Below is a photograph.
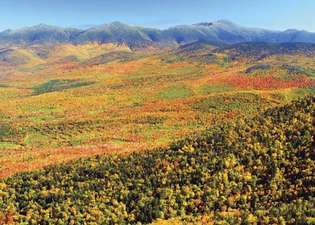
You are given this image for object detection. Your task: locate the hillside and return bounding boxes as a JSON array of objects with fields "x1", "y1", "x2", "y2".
[
  {"x1": 0, "y1": 41, "x2": 314, "y2": 177},
  {"x1": 0, "y1": 96, "x2": 313, "y2": 224},
  {"x1": 1, "y1": 1, "x2": 315, "y2": 224},
  {"x1": 216, "y1": 42, "x2": 315, "y2": 61}
]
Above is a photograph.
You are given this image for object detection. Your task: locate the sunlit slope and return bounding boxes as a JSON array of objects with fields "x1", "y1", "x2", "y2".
[
  {"x1": 0, "y1": 57, "x2": 295, "y2": 150},
  {"x1": 0, "y1": 43, "x2": 132, "y2": 70},
  {"x1": 0, "y1": 42, "x2": 314, "y2": 177},
  {"x1": 0, "y1": 47, "x2": 45, "y2": 66},
  {"x1": 0, "y1": 96, "x2": 313, "y2": 224}
]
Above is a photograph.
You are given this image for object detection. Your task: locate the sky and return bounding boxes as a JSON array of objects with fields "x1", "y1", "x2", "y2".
[{"x1": 1, "y1": 0, "x2": 315, "y2": 31}]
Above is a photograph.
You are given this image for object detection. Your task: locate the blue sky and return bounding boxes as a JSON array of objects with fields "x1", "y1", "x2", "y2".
[{"x1": 1, "y1": 0, "x2": 315, "y2": 31}]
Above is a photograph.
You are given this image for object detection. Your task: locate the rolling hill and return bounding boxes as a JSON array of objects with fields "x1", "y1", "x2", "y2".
[
  {"x1": 0, "y1": 96, "x2": 313, "y2": 224},
  {"x1": 0, "y1": 19, "x2": 315, "y2": 225}
]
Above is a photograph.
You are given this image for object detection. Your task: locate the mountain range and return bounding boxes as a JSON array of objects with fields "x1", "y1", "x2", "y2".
[{"x1": 1, "y1": 20, "x2": 315, "y2": 47}]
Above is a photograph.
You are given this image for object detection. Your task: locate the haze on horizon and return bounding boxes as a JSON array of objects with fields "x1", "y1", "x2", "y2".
[{"x1": 1, "y1": 0, "x2": 315, "y2": 32}]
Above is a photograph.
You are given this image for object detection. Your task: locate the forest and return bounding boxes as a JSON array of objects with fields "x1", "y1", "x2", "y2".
[
  {"x1": 1, "y1": 5, "x2": 315, "y2": 224},
  {"x1": 0, "y1": 95, "x2": 313, "y2": 224}
]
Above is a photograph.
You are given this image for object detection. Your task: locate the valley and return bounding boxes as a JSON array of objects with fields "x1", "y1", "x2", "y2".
[
  {"x1": 0, "y1": 20, "x2": 314, "y2": 225},
  {"x1": 0, "y1": 41, "x2": 314, "y2": 178}
]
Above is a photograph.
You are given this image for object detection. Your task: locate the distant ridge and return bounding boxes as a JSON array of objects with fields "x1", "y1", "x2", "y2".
[{"x1": 1, "y1": 20, "x2": 315, "y2": 47}]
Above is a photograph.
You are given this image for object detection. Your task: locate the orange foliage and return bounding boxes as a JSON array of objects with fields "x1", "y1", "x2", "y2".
[
  {"x1": 0, "y1": 212, "x2": 14, "y2": 225},
  {"x1": 225, "y1": 75, "x2": 315, "y2": 89}
]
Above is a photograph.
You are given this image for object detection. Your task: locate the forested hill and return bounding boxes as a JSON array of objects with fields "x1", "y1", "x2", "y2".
[{"x1": 0, "y1": 96, "x2": 314, "y2": 224}]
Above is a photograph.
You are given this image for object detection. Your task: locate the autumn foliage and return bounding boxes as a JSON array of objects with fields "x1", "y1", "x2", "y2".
[
  {"x1": 0, "y1": 96, "x2": 313, "y2": 224},
  {"x1": 225, "y1": 75, "x2": 315, "y2": 89}
]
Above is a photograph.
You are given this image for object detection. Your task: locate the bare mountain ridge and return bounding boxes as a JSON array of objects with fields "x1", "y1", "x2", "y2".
[{"x1": 1, "y1": 20, "x2": 315, "y2": 47}]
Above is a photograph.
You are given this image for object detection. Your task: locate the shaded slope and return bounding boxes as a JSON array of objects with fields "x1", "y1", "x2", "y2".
[
  {"x1": 216, "y1": 42, "x2": 315, "y2": 61},
  {"x1": 0, "y1": 24, "x2": 81, "y2": 44}
]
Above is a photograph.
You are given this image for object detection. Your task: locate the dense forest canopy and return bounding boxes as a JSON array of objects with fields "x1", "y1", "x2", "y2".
[{"x1": 0, "y1": 95, "x2": 314, "y2": 224}]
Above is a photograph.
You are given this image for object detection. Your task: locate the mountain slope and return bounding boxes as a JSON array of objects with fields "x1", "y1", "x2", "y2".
[
  {"x1": 0, "y1": 96, "x2": 313, "y2": 224},
  {"x1": 1, "y1": 20, "x2": 315, "y2": 46},
  {"x1": 0, "y1": 24, "x2": 81, "y2": 44},
  {"x1": 216, "y1": 42, "x2": 315, "y2": 61}
]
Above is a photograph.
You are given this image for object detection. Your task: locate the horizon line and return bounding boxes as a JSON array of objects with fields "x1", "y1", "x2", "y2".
[{"x1": 0, "y1": 19, "x2": 312, "y2": 33}]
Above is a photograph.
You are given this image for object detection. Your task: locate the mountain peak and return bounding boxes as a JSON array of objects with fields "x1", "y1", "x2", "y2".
[
  {"x1": 35, "y1": 23, "x2": 51, "y2": 28},
  {"x1": 1, "y1": 20, "x2": 315, "y2": 46},
  {"x1": 11, "y1": 24, "x2": 64, "y2": 33},
  {"x1": 284, "y1": 29, "x2": 300, "y2": 33},
  {"x1": 18, "y1": 24, "x2": 81, "y2": 33},
  {"x1": 193, "y1": 22, "x2": 214, "y2": 27},
  {"x1": 109, "y1": 21, "x2": 128, "y2": 26},
  {"x1": 192, "y1": 20, "x2": 240, "y2": 30},
  {"x1": 90, "y1": 21, "x2": 130, "y2": 30}
]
